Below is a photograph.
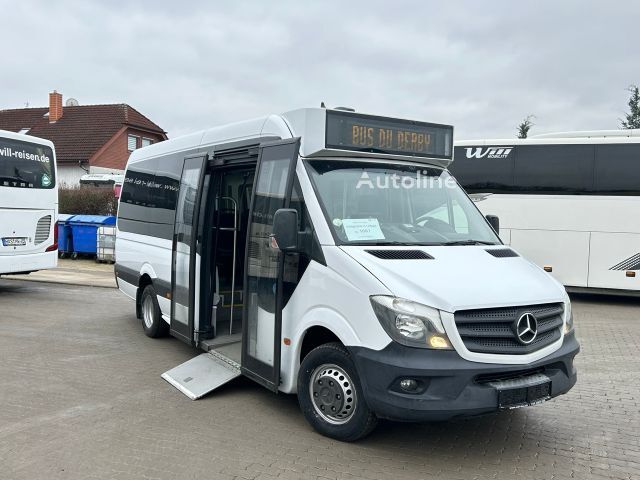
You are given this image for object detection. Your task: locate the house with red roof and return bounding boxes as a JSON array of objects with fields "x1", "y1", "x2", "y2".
[{"x1": 0, "y1": 91, "x2": 167, "y2": 186}]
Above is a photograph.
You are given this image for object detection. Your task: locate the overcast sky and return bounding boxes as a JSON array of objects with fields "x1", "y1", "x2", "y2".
[{"x1": 2, "y1": 1, "x2": 639, "y2": 140}]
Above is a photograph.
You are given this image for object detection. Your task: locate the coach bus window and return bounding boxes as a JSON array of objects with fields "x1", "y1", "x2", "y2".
[
  {"x1": 513, "y1": 145, "x2": 594, "y2": 193},
  {"x1": 594, "y1": 144, "x2": 640, "y2": 195},
  {"x1": 0, "y1": 138, "x2": 55, "y2": 189},
  {"x1": 449, "y1": 147, "x2": 514, "y2": 193}
]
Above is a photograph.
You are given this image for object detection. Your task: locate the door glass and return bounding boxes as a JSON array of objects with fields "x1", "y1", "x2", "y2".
[
  {"x1": 171, "y1": 156, "x2": 205, "y2": 341},
  {"x1": 246, "y1": 157, "x2": 291, "y2": 366}
]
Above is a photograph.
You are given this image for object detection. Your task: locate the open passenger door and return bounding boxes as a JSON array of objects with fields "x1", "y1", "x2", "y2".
[
  {"x1": 241, "y1": 138, "x2": 301, "y2": 391},
  {"x1": 170, "y1": 153, "x2": 207, "y2": 345}
]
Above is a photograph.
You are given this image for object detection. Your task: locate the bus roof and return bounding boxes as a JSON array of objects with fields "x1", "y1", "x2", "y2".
[
  {"x1": 0, "y1": 129, "x2": 55, "y2": 150},
  {"x1": 128, "y1": 108, "x2": 454, "y2": 168},
  {"x1": 455, "y1": 133, "x2": 640, "y2": 147}
]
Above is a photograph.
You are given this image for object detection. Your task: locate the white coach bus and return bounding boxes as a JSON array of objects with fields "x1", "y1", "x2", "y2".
[
  {"x1": 0, "y1": 130, "x2": 58, "y2": 275},
  {"x1": 451, "y1": 130, "x2": 640, "y2": 295},
  {"x1": 115, "y1": 108, "x2": 579, "y2": 441}
]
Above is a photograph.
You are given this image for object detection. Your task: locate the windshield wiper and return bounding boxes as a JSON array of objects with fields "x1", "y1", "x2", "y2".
[
  {"x1": 441, "y1": 240, "x2": 497, "y2": 246},
  {"x1": 362, "y1": 241, "x2": 409, "y2": 246}
]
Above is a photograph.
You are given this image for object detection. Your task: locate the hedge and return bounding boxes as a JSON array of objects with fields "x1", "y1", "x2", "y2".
[{"x1": 59, "y1": 187, "x2": 117, "y2": 216}]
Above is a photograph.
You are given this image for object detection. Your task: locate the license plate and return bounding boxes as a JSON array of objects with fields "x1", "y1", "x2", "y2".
[
  {"x1": 488, "y1": 373, "x2": 552, "y2": 409},
  {"x1": 2, "y1": 237, "x2": 27, "y2": 246}
]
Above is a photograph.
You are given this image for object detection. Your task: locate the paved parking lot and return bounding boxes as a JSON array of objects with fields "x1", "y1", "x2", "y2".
[{"x1": 1, "y1": 279, "x2": 639, "y2": 480}]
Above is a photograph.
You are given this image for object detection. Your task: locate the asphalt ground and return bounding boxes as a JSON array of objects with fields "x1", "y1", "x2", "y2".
[{"x1": 0, "y1": 279, "x2": 638, "y2": 480}]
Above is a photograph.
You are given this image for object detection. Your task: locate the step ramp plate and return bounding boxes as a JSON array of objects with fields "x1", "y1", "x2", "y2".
[{"x1": 161, "y1": 351, "x2": 241, "y2": 400}]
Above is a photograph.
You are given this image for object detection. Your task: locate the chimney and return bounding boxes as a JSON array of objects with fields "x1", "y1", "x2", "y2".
[{"x1": 49, "y1": 91, "x2": 63, "y2": 123}]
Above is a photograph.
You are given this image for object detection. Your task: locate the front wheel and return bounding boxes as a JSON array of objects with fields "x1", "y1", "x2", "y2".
[
  {"x1": 140, "y1": 285, "x2": 169, "y2": 338},
  {"x1": 297, "y1": 343, "x2": 377, "y2": 441}
]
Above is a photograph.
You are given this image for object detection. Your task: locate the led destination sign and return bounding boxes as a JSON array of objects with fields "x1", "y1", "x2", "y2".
[{"x1": 325, "y1": 110, "x2": 453, "y2": 159}]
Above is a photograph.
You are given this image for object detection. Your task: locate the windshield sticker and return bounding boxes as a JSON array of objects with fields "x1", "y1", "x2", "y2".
[
  {"x1": 41, "y1": 174, "x2": 51, "y2": 187},
  {"x1": 342, "y1": 218, "x2": 385, "y2": 241}
]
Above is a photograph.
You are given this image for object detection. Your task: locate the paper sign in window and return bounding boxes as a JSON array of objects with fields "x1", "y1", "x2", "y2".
[{"x1": 342, "y1": 218, "x2": 385, "y2": 241}]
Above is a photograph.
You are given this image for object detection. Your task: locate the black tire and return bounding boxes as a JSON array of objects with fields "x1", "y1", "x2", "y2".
[
  {"x1": 297, "y1": 342, "x2": 378, "y2": 441},
  {"x1": 140, "y1": 284, "x2": 169, "y2": 338}
]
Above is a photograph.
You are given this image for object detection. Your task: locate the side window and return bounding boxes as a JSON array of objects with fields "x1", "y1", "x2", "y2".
[
  {"x1": 119, "y1": 159, "x2": 157, "y2": 209},
  {"x1": 513, "y1": 145, "x2": 595, "y2": 193},
  {"x1": 594, "y1": 144, "x2": 640, "y2": 195},
  {"x1": 282, "y1": 178, "x2": 323, "y2": 307}
]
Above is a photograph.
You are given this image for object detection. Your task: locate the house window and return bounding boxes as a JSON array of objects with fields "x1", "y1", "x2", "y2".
[
  {"x1": 128, "y1": 135, "x2": 138, "y2": 151},
  {"x1": 141, "y1": 137, "x2": 153, "y2": 148}
]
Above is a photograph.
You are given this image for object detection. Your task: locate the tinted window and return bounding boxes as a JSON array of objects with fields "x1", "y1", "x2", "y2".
[
  {"x1": 0, "y1": 137, "x2": 55, "y2": 189},
  {"x1": 119, "y1": 158, "x2": 158, "y2": 209},
  {"x1": 594, "y1": 144, "x2": 640, "y2": 195},
  {"x1": 513, "y1": 145, "x2": 594, "y2": 193},
  {"x1": 450, "y1": 146, "x2": 514, "y2": 192}
]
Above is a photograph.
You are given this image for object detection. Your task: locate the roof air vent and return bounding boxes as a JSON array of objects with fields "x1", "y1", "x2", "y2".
[{"x1": 366, "y1": 250, "x2": 434, "y2": 260}]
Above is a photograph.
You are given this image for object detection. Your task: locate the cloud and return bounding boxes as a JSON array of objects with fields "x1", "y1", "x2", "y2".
[{"x1": 2, "y1": 0, "x2": 639, "y2": 139}]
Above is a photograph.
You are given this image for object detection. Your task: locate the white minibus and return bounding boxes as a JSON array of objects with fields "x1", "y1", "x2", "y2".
[
  {"x1": 451, "y1": 131, "x2": 640, "y2": 295},
  {"x1": 115, "y1": 108, "x2": 579, "y2": 441},
  {"x1": 0, "y1": 130, "x2": 58, "y2": 275}
]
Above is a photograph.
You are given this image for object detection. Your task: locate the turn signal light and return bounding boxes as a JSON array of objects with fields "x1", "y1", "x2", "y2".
[{"x1": 543, "y1": 266, "x2": 553, "y2": 272}]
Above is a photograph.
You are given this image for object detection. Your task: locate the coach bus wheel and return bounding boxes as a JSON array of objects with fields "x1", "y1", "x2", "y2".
[
  {"x1": 297, "y1": 342, "x2": 378, "y2": 441},
  {"x1": 140, "y1": 285, "x2": 169, "y2": 338}
]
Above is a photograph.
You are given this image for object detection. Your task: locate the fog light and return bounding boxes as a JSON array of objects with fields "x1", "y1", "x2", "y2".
[
  {"x1": 399, "y1": 378, "x2": 418, "y2": 392},
  {"x1": 428, "y1": 335, "x2": 451, "y2": 349}
]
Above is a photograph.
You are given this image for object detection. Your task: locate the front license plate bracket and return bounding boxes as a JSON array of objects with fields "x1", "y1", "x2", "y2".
[{"x1": 488, "y1": 373, "x2": 552, "y2": 409}]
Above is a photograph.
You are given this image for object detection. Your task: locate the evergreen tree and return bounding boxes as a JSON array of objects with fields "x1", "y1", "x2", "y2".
[
  {"x1": 517, "y1": 115, "x2": 535, "y2": 139},
  {"x1": 621, "y1": 85, "x2": 640, "y2": 129}
]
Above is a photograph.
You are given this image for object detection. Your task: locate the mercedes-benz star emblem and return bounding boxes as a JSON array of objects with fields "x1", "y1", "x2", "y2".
[{"x1": 516, "y1": 313, "x2": 538, "y2": 345}]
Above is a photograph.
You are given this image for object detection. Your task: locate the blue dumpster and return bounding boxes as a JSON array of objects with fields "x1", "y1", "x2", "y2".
[
  {"x1": 68, "y1": 215, "x2": 116, "y2": 256},
  {"x1": 57, "y1": 214, "x2": 75, "y2": 257}
]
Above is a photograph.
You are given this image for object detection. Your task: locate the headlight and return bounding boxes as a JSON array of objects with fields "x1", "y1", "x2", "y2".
[
  {"x1": 370, "y1": 296, "x2": 453, "y2": 349},
  {"x1": 563, "y1": 300, "x2": 574, "y2": 334}
]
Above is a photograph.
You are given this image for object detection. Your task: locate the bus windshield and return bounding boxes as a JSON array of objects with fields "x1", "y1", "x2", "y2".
[
  {"x1": 305, "y1": 159, "x2": 500, "y2": 246},
  {"x1": 0, "y1": 137, "x2": 55, "y2": 189}
]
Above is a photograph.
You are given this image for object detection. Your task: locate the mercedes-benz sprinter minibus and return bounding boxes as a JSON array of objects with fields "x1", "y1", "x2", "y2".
[{"x1": 115, "y1": 108, "x2": 579, "y2": 441}]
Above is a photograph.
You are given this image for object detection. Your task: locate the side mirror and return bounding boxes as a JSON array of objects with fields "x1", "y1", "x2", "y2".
[
  {"x1": 272, "y1": 208, "x2": 299, "y2": 252},
  {"x1": 486, "y1": 215, "x2": 500, "y2": 235}
]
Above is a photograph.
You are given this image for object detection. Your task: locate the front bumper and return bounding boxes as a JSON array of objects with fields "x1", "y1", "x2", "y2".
[{"x1": 348, "y1": 333, "x2": 579, "y2": 422}]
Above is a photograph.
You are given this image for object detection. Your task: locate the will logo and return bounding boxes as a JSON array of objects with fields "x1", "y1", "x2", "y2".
[{"x1": 464, "y1": 146, "x2": 513, "y2": 159}]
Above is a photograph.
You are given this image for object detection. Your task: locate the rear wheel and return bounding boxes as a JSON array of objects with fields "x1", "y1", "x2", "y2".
[
  {"x1": 297, "y1": 342, "x2": 377, "y2": 441},
  {"x1": 140, "y1": 284, "x2": 169, "y2": 338}
]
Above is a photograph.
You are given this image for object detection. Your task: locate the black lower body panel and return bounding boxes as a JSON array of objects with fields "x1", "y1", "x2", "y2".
[{"x1": 348, "y1": 333, "x2": 579, "y2": 422}]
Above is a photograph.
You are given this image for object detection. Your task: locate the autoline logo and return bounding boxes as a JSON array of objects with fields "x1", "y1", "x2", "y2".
[{"x1": 465, "y1": 146, "x2": 513, "y2": 159}]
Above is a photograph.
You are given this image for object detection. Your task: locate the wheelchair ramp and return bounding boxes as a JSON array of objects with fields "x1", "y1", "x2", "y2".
[{"x1": 161, "y1": 350, "x2": 241, "y2": 400}]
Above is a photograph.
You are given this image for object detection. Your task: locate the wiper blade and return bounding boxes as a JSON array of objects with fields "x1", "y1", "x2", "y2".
[
  {"x1": 363, "y1": 241, "x2": 408, "y2": 246},
  {"x1": 441, "y1": 240, "x2": 497, "y2": 246}
]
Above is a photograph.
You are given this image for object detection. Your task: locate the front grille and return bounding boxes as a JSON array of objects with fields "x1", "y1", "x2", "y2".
[
  {"x1": 455, "y1": 303, "x2": 564, "y2": 355},
  {"x1": 366, "y1": 250, "x2": 434, "y2": 260},
  {"x1": 34, "y1": 215, "x2": 52, "y2": 245}
]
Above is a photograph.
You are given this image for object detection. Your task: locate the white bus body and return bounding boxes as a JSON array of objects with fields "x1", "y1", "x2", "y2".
[
  {"x1": 0, "y1": 130, "x2": 58, "y2": 275},
  {"x1": 115, "y1": 108, "x2": 578, "y2": 441},
  {"x1": 451, "y1": 132, "x2": 640, "y2": 294}
]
